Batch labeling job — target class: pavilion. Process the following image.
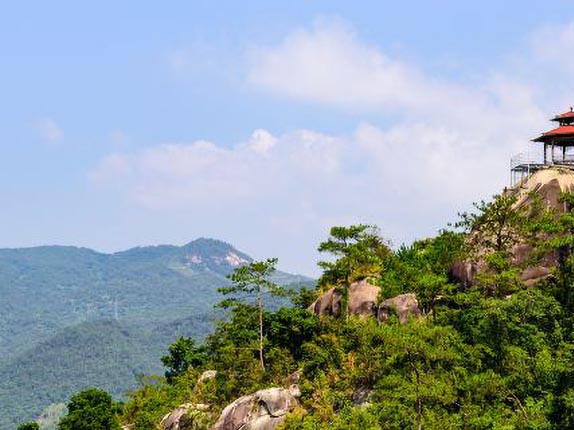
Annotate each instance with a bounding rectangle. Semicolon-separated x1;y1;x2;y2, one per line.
510;107;574;185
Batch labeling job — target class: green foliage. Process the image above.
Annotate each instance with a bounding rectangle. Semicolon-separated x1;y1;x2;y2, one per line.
317;225;391;288
0;240;311;429
161;337;209;381
218;258;289;371
58;388;121;430
27;188;574;430
381;231;463;311
456;193;524;253
17;422;39;430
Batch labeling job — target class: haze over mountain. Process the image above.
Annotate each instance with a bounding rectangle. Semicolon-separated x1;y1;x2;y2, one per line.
0;238;312;429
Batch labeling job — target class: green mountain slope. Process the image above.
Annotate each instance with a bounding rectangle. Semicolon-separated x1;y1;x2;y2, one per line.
0;238;313;429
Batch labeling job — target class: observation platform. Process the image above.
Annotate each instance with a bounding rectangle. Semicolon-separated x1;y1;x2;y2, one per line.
510;107;574;186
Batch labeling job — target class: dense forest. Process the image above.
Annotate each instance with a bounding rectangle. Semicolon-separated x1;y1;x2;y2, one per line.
0;239;311;430
19;168;574;429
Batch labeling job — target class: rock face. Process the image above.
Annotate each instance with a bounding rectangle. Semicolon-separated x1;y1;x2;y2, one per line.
309;280;380;318
212;385;300;430
309;287;343;317
378;294;421;324
348;280;381;317
161;404;210;430
449;168;574;288
309;280;421;323
513;167;574;212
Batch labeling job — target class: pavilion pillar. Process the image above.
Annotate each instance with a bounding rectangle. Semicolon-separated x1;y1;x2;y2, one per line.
563;146;566;163
544;143;547;164
551;143;555;164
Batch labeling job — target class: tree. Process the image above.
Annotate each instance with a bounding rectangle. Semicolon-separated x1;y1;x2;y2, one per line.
18;422;39;430
456;193;524;254
58;388;120;430
317;225;391;317
455;193;530;297
381;231;463;313
218;258;287;372
318;225;390;286
161;336;208;381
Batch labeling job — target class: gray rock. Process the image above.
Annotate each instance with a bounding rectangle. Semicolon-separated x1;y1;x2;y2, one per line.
161;403;210;430
310;280;380;318
212;385;300;430
198;370;217;383
378;293;421;324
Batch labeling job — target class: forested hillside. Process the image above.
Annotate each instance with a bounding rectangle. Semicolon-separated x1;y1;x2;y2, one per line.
82;167;574;430
0;238;311;429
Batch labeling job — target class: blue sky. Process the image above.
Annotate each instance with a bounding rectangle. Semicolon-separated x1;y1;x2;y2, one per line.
2;1;574;275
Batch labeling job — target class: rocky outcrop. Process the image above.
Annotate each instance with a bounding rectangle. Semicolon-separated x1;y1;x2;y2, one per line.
309;287;343;317
378;293;421;324
161;404;210;430
448;260;477;288
309;280;421;323
309;280;380;318
159;370;219;430
513;167;574;212
348;280;381;317
212;385;300;430
449;168;573;288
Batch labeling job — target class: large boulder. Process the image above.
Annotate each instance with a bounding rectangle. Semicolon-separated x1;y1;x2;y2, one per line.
310;280;381;318
212;385;300;430
348;280;381;317
309;287;343;317
448;260;477;288
161;404;210;430
378;293;421;324
309;281;421;323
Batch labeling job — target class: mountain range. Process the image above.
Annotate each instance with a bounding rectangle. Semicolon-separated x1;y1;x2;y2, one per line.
0;238;313;429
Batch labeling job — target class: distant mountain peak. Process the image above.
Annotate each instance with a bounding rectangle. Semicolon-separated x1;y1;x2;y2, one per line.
179;237;252;274
184;237;235;248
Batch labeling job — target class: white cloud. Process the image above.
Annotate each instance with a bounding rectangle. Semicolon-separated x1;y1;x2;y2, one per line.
248;21;549;128
244;19;550;199
91;129;346;210
90;121;519;274
245;129;277;153
92;20;574;275
34;117;63;143
248;21;431;111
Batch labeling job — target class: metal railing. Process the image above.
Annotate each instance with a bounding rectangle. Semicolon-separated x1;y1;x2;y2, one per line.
510;149;574;185
510;151;544;186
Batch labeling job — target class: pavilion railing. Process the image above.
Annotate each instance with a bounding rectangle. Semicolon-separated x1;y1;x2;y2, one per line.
510;150;574;185
510;152;543;171
510;151;544;186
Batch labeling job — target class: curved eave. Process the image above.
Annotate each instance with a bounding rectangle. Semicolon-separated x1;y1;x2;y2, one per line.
532;125;574;143
532;135;574;143
551;112;574;122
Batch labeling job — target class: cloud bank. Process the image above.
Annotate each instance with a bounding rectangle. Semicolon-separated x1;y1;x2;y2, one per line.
92;20;574;275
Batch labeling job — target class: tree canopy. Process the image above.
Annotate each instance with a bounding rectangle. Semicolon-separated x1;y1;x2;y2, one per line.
63;189;574;429
58;388;121;430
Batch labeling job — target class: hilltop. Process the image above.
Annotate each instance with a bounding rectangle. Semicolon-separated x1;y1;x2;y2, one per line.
107;167;574;430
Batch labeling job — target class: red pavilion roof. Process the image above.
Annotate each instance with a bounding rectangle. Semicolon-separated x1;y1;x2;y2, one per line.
552;108;574;122
533;125;574;142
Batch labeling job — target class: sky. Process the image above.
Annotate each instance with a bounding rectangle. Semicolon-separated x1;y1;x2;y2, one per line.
1;1;574;276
